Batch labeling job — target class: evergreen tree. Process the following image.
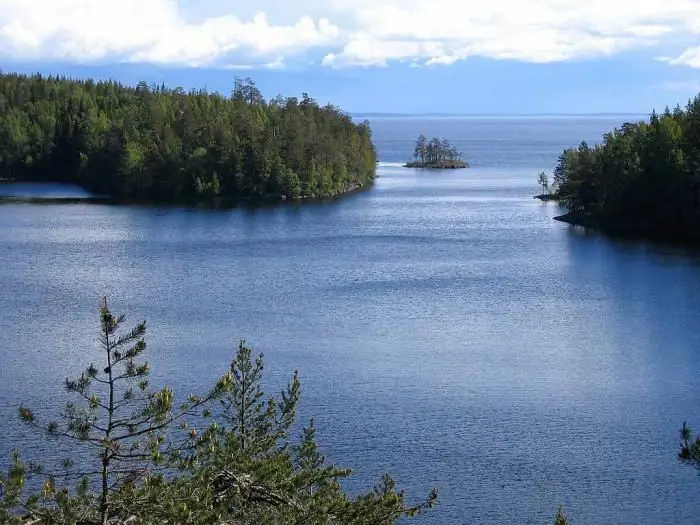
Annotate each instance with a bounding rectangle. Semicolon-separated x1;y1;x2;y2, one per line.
678;421;700;468
550;94;700;242
414;134;427;164
1;300;437;525
139;341;438;525
15;297;231;525
0;72;377;203
554;505;568;525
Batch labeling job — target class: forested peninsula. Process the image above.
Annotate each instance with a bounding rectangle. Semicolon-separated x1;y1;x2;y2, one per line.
548;95;700;244
0;73;377;203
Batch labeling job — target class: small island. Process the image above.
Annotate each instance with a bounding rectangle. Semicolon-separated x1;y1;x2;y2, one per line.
404;135;469;169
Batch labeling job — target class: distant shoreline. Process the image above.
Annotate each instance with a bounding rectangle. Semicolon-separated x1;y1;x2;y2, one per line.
353;113;648;119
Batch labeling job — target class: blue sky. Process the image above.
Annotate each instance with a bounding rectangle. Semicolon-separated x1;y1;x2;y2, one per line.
1;0;699;114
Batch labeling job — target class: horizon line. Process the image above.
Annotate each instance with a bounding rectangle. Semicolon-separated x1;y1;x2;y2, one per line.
350;112;650;117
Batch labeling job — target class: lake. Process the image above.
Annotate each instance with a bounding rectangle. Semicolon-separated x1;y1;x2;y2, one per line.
2;115;700;524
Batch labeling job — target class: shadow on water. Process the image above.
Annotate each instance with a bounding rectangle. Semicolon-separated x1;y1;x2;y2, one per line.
563;221;700;259
0;181;375;213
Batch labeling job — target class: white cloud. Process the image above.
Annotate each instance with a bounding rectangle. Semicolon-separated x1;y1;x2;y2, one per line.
0;0;338;67
0;0;700;69
665;47;700;68
323;0;700;67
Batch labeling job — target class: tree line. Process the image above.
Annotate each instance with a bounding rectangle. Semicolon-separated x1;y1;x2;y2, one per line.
549;95;700;242
0;73;377;202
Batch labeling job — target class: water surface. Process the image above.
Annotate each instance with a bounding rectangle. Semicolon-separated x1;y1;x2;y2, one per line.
2;116;700;524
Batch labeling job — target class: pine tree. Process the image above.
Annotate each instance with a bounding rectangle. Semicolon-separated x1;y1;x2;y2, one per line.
3;302;436;524
554;505;568;524
414;134;426;164
678;421;700;467
17;297;231;525
135;341;438;524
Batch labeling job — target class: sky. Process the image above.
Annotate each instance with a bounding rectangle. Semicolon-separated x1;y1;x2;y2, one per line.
0;0;699;114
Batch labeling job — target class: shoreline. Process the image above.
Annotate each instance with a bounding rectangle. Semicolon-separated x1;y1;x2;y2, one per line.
534;194;700;246
554;211;700;247
0;181;372;209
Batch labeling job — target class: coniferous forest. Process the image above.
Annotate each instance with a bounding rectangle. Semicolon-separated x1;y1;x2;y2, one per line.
0;73;377;202
551;95;700;243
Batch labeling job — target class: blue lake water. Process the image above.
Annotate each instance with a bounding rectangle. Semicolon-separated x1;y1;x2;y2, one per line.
2;115;700;524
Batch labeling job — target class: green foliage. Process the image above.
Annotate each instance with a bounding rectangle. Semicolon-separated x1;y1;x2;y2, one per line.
678;421;700;469
551;99;700;241
131;341;437;525
0;72;376;202
554;505;568;524
0;451;26;524
409;135;465;167
537;171;549;193
2;299;436;524
14;297;231;525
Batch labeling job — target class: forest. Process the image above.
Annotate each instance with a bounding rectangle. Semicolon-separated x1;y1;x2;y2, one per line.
550;94;700;243
0;73;377;203
404;135;468;168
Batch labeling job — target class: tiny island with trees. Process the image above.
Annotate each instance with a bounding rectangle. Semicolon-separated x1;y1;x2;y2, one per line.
404;134;469;169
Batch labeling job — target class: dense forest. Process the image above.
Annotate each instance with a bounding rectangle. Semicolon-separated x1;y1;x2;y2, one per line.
550;95;700;243
0;73;377;202
404;135;468;168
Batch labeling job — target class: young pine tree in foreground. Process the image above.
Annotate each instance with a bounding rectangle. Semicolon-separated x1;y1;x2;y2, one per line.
678;421;700;469
11;297;231;525
125;340;438;524
1;298;437;524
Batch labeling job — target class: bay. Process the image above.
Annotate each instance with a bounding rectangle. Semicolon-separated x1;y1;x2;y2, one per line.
2;115;700;524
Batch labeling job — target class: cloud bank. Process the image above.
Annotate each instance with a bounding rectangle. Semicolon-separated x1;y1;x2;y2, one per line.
0;0;699;69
